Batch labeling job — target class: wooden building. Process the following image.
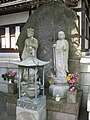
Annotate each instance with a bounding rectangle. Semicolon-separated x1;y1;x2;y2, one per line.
0;0;90;55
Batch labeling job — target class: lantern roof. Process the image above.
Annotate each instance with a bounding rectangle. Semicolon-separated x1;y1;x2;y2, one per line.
12;56;51;67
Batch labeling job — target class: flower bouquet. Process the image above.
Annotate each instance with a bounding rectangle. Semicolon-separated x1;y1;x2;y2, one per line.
66;72;79;92
2;71;17;83
66;72;79;103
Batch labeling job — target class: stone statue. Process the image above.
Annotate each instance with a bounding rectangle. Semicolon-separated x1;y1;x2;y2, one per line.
49;31;69;98
53;31;69;82
22;27;38;60
21;28;38;82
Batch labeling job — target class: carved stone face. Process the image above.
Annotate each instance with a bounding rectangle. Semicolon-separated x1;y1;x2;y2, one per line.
27;28;34;38
58;31;65;40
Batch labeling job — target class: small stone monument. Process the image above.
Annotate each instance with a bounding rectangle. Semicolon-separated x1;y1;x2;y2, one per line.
49;31;69;98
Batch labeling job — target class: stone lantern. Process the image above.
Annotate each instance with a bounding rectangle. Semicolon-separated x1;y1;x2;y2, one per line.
12;56;50;120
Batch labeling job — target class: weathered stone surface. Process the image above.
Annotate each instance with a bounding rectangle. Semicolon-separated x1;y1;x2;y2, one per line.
6;93;17;117
6;93;18;104
80;63;90;73
17;96;46;110
16;1;80;77
80;73;90;85
6;102;16;116
46;91;82;119
16;104;46;120
67;90;77;103
81;93;88;108
80;85;89;94
49;84;69;98
8;83;17;94
46;91;82;115
69;59;80;73
80;57;90;108
47;111;78;120
17;1;80;59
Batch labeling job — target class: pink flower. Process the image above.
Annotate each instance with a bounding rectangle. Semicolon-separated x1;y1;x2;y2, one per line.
66;72;79;92
8;71;17;77
68;79;76;84
75;72;79;77
70;87;75;92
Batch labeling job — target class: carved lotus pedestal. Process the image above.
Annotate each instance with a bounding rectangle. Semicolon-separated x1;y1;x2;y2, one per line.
8;83;17;94
67;90;77;103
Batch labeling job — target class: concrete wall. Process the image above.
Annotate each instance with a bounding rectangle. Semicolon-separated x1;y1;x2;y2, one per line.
80;57;90;108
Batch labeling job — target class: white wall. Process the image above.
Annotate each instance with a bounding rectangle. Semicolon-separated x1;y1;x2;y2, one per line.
0;11;29;25
0;11;28;92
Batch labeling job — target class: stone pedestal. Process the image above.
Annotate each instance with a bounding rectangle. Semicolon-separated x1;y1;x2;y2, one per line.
67;90;77;103
16;104;46;120
46;91;82;120
53;76;66;84
16;96;46;120
49;84;69;98
6;93;18;116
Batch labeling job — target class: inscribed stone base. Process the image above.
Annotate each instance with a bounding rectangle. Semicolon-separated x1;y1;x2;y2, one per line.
49;84;69;98
8;83;17;94
67;90;77;103
46;91;82;120
16;104;46;120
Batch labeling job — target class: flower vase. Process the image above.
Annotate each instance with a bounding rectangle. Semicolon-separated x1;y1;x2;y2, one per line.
9;79;12;84
8;82;17;94
67;89;77;103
